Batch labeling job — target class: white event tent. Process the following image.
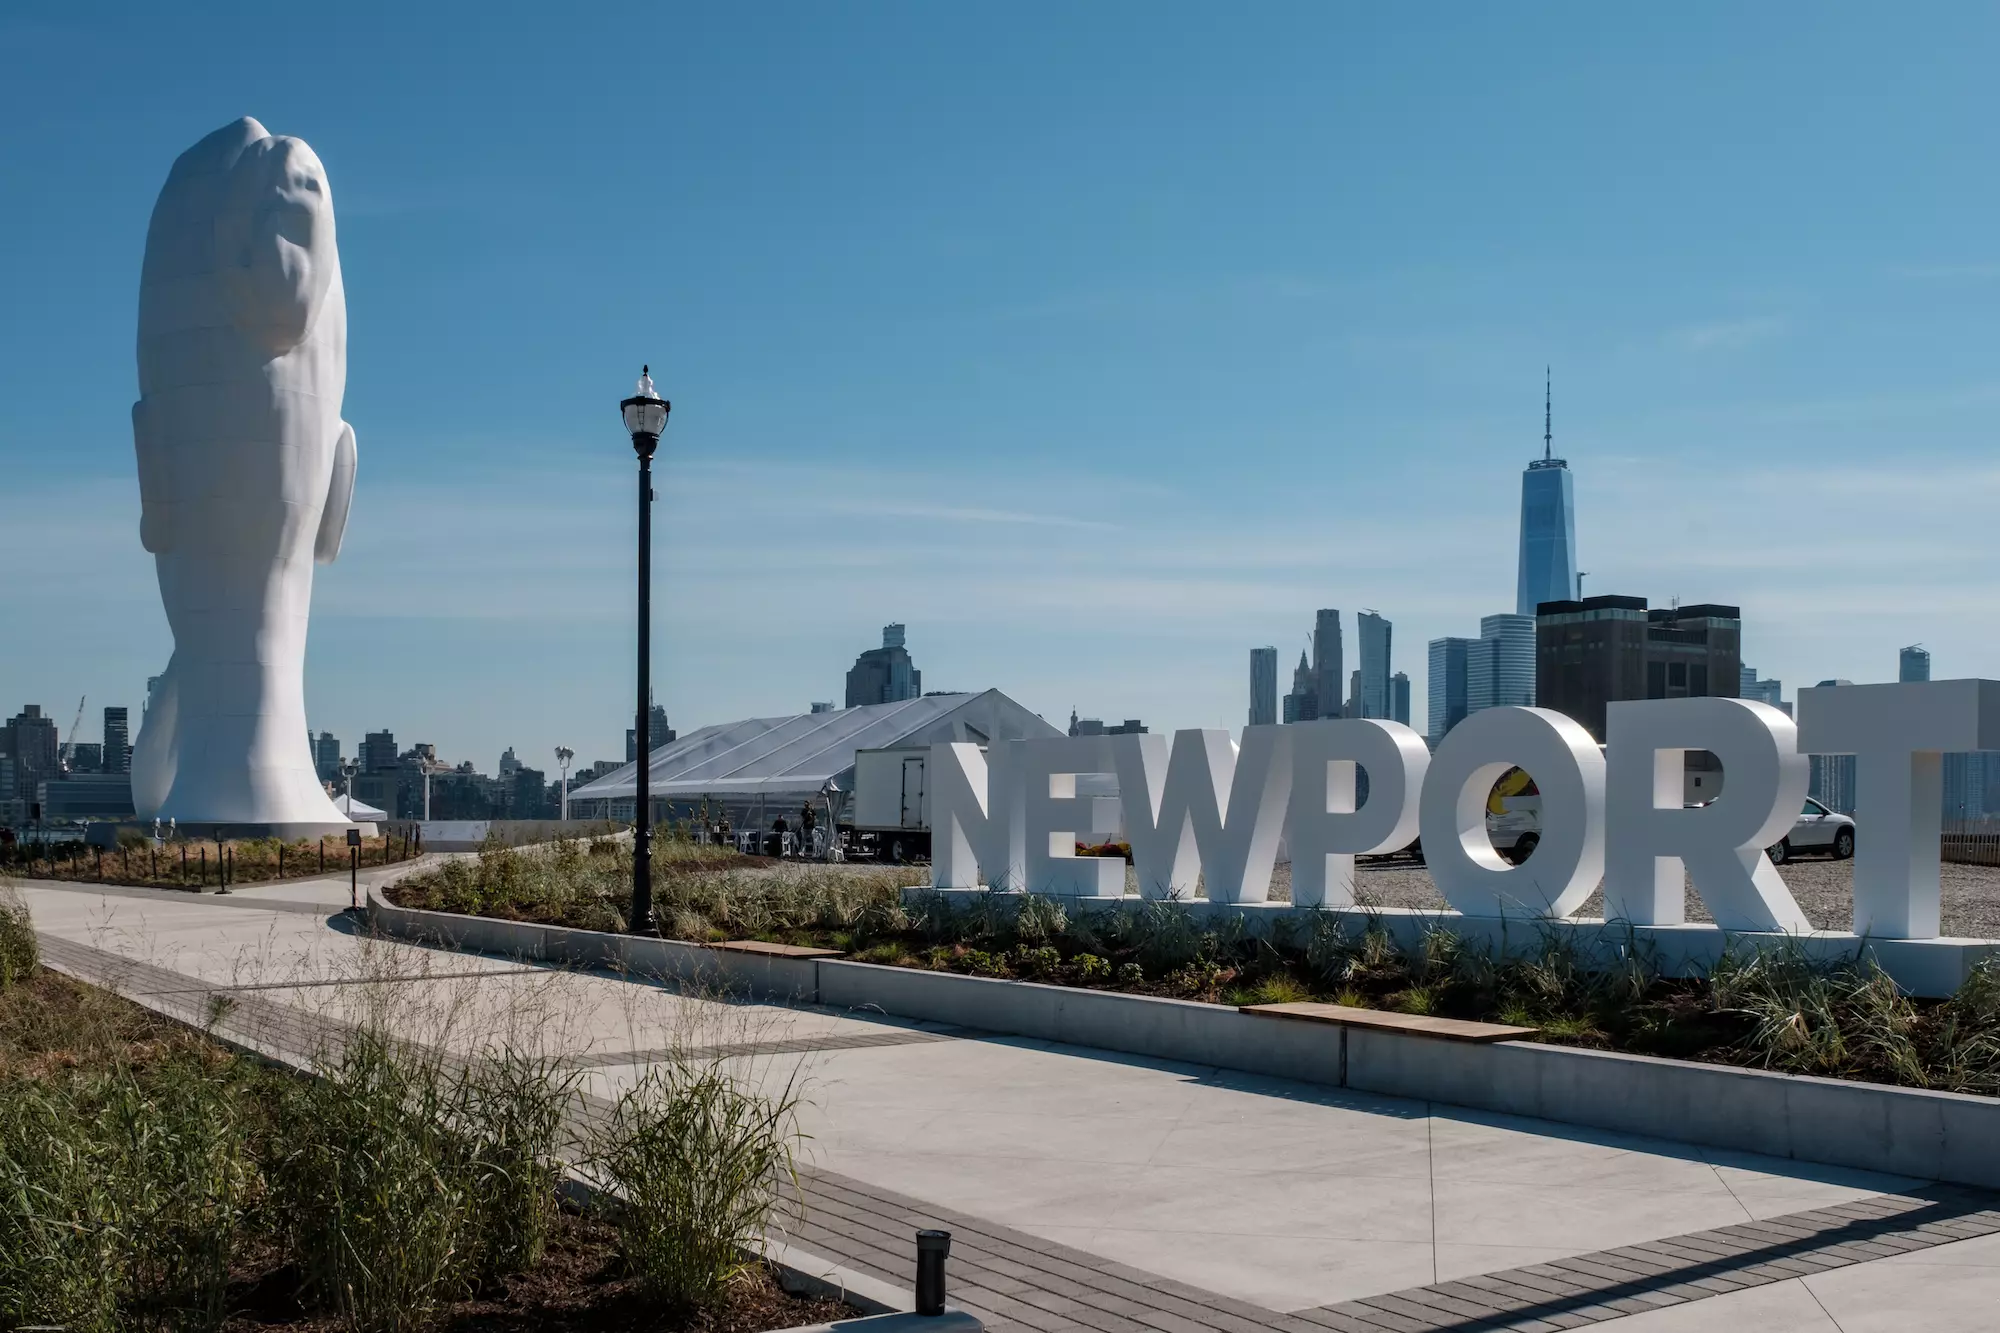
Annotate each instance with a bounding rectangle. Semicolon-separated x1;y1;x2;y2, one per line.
569;690;1061;830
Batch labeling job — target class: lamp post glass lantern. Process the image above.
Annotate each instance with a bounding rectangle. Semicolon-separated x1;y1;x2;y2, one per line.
555;746;573;822
621;366;671;934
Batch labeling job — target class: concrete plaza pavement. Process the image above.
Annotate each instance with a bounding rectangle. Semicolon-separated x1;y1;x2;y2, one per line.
11;873;2000;1329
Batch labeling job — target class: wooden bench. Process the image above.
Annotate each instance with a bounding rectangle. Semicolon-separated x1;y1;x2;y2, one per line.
1239;1001;1537;1043
708;940;845;959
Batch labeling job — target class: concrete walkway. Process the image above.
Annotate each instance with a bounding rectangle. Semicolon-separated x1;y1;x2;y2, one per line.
11;875;2000;1330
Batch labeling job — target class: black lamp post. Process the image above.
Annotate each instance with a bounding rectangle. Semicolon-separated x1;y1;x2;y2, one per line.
621;365;670;934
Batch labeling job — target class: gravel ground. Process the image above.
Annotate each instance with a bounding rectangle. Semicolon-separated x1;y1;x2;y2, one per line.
1303;854;2000;938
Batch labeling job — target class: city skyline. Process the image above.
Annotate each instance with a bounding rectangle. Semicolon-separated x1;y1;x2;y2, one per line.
8;7;2000;765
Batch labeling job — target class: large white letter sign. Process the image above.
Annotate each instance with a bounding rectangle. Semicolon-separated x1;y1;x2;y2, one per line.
1419;706;1605;919
929;743;1022;890
1017;737;1126;898
1111;726;1292;903
1287;720;1428;909
1797;679;2000;938
1603;698;1809;932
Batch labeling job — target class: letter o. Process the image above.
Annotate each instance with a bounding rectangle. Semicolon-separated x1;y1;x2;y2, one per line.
1418;706;1605;919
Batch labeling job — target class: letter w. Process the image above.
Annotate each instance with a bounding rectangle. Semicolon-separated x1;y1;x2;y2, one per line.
1112;727;1291;903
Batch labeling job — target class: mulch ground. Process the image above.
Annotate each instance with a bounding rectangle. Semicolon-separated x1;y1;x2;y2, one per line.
223;1214;854;1331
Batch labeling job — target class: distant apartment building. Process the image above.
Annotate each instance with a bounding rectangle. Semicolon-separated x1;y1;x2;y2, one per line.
1068;711;1146;737
67;743;103;773
1900;645;1932;683
845;624;922;707
1804;680;1858;814
3;705;59;802
314;731;342;783
1739;665;1787;716
1534;596;1741;742
1428;614;1533;744
1248;646;1278;727
626;703;675;761
102;706;130;774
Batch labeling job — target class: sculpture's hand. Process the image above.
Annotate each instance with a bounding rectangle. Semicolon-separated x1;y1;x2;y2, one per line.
133;398;173;554
315;420;356;563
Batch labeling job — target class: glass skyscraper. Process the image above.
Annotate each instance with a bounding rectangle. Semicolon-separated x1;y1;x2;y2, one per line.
1516;374;1578;616
1472;613;1536;711
1427;637;1472;744
1357;611;1392;719
1248;646;1278;727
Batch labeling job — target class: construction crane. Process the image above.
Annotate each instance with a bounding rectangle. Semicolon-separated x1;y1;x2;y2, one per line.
59;695;85;773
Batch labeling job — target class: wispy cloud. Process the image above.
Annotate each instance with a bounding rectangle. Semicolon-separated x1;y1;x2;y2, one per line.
1668;314;1789;352
1889;262;2000;281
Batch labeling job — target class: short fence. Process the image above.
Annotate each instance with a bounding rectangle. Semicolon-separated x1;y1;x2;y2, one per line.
1943;819;2000;867
0;827;424;889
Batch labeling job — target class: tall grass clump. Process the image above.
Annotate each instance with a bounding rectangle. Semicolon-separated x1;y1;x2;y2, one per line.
0;1074;126;1329
593;1061;801;1311
0;1054;258;1333
269;1029;477;1332
459;1048;581;1280
0;889;35;991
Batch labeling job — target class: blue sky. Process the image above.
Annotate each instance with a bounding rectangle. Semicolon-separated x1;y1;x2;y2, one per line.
5;2;2000;773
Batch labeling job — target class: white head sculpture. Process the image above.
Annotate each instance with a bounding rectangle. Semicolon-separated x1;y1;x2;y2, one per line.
130;117;357;830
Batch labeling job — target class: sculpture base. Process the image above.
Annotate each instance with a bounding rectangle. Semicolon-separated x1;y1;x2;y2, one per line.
88;820;379;847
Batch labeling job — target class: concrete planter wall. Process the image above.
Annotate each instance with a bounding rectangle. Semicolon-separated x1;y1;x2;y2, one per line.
368;890;2000;1190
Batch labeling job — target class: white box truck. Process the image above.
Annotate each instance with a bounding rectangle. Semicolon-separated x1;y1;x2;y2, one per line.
851;747;931;862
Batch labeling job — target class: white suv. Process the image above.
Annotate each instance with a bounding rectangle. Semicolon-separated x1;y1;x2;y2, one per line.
1768;797;1855;865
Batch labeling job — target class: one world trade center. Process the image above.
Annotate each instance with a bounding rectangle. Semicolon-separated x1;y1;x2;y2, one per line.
1516;370;1578;616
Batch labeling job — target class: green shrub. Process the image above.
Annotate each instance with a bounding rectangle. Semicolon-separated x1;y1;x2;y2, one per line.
592;1062;799;1310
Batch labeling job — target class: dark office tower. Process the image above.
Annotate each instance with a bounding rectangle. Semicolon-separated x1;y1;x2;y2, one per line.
1534;595;1741;742
1518;370;1579;616
102;706;130;774
1283;650;1319;724
1249;647;1278;727
1900;645;1932;683
1391;672;1411;726
360;730;398;773
845;624;923;707
1313;609;1343;720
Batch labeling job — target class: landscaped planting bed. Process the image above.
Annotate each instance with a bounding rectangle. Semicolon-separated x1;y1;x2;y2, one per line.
386;836;2000;1097
0;891;845;1333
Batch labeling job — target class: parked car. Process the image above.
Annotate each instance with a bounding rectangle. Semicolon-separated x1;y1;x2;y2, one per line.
1768;797;1855;865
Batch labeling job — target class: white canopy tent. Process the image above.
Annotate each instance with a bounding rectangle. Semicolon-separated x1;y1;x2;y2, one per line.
331;792;388;822
570;689;1061;830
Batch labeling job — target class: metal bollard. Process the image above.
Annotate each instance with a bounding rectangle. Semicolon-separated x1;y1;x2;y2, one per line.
916;1229;950;1316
